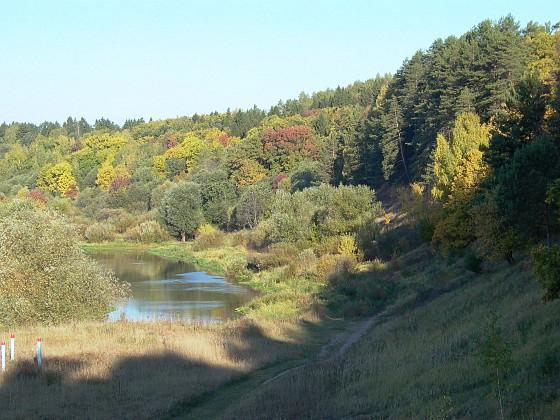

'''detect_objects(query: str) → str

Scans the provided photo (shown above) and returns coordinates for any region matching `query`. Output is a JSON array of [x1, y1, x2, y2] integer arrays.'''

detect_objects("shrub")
[[464, 249, 483, 273], [196, 223, 217, 236], [124, 220, 170, 243], [192, 230, 226, 251], [376, 225, 421, 260], [356, 216, 381, 260], [0, 200, 130, 326], [84, 222, 116, 242], [262, 243, 300, 268], [315, 254, 340, 282], [531, 244, 560, 301], [293, 248, 318, 279], [417, 217, 435, 243], [224, 256, 251, 282], [314, 236, 342, 256], [97, 208, 136, 233], [338, 234, 360, 260]]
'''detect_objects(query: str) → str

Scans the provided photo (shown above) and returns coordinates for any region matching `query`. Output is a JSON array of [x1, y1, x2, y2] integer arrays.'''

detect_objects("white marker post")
[[1, 342, 5, 372], [35, 338, 43, 369], [9, 334, 15, 362]]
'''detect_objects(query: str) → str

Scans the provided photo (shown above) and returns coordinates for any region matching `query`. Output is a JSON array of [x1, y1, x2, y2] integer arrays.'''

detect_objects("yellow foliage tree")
[[38, 162, 77, 196], [230, 159, 267, 187], [96, 159, 116, 191], [430, 112, 490, 200], [152, 131, 217, 177], [429, 113, 491, 253]]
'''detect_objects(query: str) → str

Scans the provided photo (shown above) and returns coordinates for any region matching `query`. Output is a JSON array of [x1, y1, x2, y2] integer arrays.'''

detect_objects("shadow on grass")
[[0, 321, 307, 419]]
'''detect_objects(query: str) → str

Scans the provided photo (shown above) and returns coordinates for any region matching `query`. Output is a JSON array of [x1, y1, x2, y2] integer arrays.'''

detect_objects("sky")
[[0, 0, 558, 124]]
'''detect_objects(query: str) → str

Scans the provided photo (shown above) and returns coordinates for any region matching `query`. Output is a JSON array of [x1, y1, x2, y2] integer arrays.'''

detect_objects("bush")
[[376, 225, 421, 259], [356, 216, 381, 260], [84, 222, 116, 242], [315, 254, 340, 282], [124, 220, 170, 243], [196, 223, 217, 235], [97, 208, 136, 234], [464, 249, 483, 273], [531, 244, 560, 301], [224, 256, 251, 282], [0, 200, 130, 326], [338, 234, 360, 260], [293, 248, 318, 279], [193, 230, 226, 251], [417, 217, 435, 243], [314, 236, 342, 256]]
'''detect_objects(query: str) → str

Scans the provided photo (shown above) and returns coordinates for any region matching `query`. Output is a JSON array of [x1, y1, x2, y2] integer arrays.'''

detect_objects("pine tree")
[[380, 97, 408, 181]]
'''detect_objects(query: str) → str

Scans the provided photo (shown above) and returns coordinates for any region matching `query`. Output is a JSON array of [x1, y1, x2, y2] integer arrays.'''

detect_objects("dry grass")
[[0, 317, 317, 419]]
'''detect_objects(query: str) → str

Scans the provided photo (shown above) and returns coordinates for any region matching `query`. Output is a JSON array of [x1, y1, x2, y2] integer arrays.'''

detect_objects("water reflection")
[[89, 251, 253, 322]]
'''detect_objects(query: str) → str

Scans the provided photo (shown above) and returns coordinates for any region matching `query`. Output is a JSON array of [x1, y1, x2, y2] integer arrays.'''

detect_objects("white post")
[[9, 334, 14, 362], [1, 342, 5, 372], [36, 338, 43, 369]]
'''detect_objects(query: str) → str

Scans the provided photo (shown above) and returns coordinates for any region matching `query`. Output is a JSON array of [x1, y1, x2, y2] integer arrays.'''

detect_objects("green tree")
[[479, 314, 514, 420], [380, 96, 408, 181], [235, 182, 273, 229], [290, 160, 328, 192], [531, 244, 560, 301], [0, 200, 129, 326], [160, 182, 204, 242], [191, 167, 237, 228]]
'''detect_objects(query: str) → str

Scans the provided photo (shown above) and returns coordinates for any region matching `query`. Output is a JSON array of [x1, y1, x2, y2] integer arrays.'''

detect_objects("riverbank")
[[82, 240, 327, 320], [82, 241, 233, 277]]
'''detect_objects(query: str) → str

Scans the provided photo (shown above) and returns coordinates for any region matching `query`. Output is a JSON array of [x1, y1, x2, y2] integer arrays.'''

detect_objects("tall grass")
[[0, 318, 318, 419], [221, 261, 560, 419]]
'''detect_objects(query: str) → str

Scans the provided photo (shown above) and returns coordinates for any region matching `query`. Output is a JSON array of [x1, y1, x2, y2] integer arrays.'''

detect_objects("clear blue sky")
[[0, 0, 558, 124]]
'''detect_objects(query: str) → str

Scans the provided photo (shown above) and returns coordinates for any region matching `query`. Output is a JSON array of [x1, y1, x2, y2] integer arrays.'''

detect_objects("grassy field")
[[0, 316, 345, 419]]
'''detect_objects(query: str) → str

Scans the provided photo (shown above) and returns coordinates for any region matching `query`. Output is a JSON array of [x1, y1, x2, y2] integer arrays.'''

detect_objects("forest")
[[1, 15, 560, 419]]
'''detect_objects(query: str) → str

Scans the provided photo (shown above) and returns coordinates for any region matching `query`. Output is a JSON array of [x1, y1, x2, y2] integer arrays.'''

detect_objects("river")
[[90, 251, 254, 322]]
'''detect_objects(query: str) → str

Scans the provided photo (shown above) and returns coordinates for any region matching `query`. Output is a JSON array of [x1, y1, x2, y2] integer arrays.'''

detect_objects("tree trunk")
[[181, 232, 186, 243], [505, 250, 515, 265]]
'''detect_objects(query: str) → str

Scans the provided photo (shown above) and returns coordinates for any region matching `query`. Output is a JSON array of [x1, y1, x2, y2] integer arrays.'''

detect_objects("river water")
[[90, 251, 253, 322]]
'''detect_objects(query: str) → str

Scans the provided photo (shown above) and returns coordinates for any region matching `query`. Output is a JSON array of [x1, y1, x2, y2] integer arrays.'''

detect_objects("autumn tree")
[[260, 125, 318, 172], [429, 113, 491, 252], [38, 162, 78, 197]]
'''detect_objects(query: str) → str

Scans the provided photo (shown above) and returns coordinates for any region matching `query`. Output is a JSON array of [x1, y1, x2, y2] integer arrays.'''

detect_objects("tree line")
[[1, 16, 559, 302]]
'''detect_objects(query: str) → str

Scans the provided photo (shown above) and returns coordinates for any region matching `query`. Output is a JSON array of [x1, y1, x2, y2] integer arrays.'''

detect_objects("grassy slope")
[[214, 258, 560, 419]]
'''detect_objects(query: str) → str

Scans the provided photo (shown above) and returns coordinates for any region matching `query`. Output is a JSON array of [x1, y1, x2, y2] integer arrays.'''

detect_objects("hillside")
[[212, 253, 560, 419]]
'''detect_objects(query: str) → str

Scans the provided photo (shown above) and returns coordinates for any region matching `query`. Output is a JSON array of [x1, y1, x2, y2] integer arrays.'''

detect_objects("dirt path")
[[261, 311, 387, 387], [165, 316, 379, 419]]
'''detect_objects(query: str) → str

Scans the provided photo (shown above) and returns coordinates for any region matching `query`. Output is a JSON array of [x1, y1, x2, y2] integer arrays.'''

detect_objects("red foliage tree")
[[26, 189, 48, 205], [63, 185, 79, 199], [260, 125, 318, 171], [110, 175, 130, 192], [272, 173, 288, 191], [163, 133, 178, 149]]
